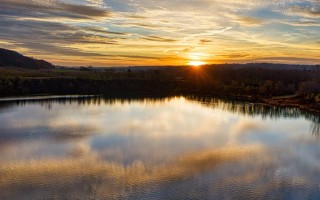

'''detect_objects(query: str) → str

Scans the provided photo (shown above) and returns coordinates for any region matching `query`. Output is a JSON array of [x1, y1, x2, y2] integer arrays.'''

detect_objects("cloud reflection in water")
[[0, 96, 319, 199]]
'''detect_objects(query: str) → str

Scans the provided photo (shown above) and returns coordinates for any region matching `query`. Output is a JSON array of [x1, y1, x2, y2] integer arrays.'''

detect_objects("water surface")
[[0, 96, 320, 199]]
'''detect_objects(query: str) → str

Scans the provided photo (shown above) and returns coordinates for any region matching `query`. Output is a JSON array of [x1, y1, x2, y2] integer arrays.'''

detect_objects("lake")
[[0, 96, 320, 199]]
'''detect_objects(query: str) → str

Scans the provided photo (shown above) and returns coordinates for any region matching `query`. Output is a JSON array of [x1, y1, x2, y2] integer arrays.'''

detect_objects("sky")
[[0, 0, 319, 66]]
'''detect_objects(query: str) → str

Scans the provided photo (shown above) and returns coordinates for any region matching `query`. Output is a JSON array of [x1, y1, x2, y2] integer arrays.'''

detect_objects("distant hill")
[[0, 48, 54, 69], [101, 63, 319, 72], [207, 63, 319, 71]]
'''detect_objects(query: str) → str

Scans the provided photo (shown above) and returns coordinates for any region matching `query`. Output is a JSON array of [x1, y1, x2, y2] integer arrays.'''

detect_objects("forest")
[[0, 65, 319, 107]]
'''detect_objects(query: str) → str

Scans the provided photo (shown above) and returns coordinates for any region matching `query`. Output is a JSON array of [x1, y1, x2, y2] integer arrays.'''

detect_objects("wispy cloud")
[[0, 0, 110, 20], [0, 0, 319, 66], [285, 5, 320, 18]]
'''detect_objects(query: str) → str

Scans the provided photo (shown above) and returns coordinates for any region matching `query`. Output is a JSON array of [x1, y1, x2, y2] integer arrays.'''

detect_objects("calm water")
[[0, 96, 320, 200]]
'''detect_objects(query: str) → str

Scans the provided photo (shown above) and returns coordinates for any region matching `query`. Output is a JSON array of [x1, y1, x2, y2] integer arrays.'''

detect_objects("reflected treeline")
[[0, 96, 172, 109], [311, 123, 320, 137], [186, 95, 320, 122], [0, 95, 174, 110], [186, 95, 320, 136], [1, 95, 319, 134], [0, 102, 16, 112]]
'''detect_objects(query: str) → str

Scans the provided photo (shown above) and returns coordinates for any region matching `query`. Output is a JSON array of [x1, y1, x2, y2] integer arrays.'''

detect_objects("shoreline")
[[259, 97, 320, 115], [0, 93, 318, 114], [0, 94, 102, 102]]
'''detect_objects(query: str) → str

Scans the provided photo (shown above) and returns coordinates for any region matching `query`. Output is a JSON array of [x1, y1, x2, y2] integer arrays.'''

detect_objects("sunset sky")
[[0, 0, 319, 66]]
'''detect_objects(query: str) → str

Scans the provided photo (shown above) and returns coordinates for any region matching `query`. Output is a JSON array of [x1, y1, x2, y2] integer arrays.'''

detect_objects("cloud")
[[221, 53, 251, 59], [0, 17, 120, 57], [0, 145, 262, 199], [247, 57, 320, 64], [199, 39, 212, 45], [0, 0, 320, 65], [236, 16, 265, 26], [0, 0, 110, 20], [59, 2, 110, 17], [142, 36, 177, 42], [285, 5, 320, 18], [183, 27, 233, 42], [279, 20, 320, 27]]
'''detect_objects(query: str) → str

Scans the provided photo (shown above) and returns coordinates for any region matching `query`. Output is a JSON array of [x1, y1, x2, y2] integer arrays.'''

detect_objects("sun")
[[188, 61, 206, 67]]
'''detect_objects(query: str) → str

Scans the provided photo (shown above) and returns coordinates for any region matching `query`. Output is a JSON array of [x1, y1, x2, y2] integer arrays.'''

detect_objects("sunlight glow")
[[188, 61, 206, 67]]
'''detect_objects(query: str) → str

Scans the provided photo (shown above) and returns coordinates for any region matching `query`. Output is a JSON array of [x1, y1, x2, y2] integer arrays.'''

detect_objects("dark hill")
[[0, 48, 54, 69]]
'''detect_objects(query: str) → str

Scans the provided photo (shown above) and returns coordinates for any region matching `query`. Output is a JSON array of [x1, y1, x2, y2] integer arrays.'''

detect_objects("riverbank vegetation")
[[0, 64, 319, 112]]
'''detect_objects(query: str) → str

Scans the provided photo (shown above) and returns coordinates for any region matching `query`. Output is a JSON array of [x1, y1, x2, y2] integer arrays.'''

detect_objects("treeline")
[[182, 66, 320, 105], [183, 66, 319, 96], [0, 78, 178, 97], [0, 65, 319, 106]]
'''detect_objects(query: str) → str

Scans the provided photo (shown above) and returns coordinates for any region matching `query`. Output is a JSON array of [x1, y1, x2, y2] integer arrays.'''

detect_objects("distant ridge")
[[0, 48, 54, 69]]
